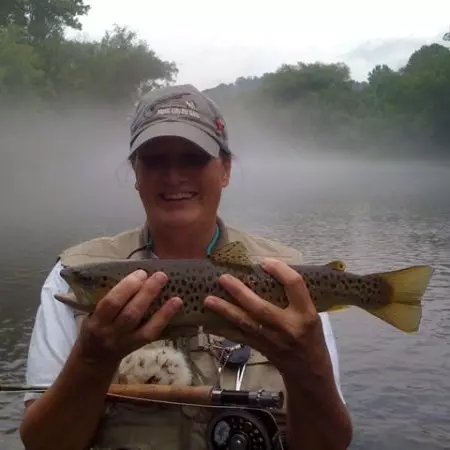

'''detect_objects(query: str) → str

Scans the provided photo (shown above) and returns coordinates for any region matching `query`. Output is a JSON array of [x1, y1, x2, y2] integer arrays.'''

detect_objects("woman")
[[20, 84, 353, 449]]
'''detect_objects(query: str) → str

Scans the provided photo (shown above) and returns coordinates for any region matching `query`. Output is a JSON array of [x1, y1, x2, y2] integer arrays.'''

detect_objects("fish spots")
[[99, 275, 110, 289]]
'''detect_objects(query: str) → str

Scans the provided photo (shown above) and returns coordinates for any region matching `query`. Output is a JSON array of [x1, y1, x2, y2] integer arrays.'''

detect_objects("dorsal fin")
[[326, 260, 346, 271], [209, 241, 253, 266]]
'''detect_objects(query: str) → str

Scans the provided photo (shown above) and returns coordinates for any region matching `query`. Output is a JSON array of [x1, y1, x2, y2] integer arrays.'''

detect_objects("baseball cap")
[[129, 84, 230, 158]]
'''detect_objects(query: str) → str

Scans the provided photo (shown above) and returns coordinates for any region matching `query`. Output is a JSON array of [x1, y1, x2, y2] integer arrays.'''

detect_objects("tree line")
[[205, 39, 450, 159], [0, 0, 177, 105], [1, 0, 449, 158]]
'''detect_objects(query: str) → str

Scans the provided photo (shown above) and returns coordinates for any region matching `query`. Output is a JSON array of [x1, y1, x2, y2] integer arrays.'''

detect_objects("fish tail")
[[365, 265, 434, 332]]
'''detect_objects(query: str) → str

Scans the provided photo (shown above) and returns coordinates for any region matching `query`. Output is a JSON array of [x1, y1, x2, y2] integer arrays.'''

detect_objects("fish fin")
[[54, 292, 93, 314], [365, 265, 434, 332], [326, 260, 347, 271], [210, 241, 253, 266]]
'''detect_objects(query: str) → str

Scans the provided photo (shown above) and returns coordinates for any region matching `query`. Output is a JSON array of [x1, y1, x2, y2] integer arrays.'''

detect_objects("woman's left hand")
[[203, 257, 329, 379]]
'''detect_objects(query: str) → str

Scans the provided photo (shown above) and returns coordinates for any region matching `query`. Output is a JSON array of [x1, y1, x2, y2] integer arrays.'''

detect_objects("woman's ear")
[[221, 159, 232, 187]]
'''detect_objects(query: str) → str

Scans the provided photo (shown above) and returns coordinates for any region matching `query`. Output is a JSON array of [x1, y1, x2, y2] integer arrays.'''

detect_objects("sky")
[[70, 0, 450, 90]]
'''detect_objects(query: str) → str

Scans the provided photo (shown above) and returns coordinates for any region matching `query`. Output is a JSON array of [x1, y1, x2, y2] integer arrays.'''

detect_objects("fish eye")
[[75, 272, 95, 286]]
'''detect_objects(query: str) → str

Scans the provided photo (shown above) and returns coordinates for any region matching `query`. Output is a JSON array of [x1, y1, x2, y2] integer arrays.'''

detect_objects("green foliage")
[[0, 1, 448, 159], [207, 43, 450, 159], [0, 0, 178, 105], [34, 25, 178, 104], [0, 0, 90, 42], [0, 25, 46, 100]]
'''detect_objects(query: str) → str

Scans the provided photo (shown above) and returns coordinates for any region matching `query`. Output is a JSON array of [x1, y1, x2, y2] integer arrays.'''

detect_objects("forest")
[[1, 0, 449, 159]]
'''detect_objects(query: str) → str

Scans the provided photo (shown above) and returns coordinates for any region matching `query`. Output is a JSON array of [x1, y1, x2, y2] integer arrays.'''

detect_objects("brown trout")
[[54, 241, 434, 333]]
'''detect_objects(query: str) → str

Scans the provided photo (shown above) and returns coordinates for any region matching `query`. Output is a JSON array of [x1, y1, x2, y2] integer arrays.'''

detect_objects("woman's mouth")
[[159, 192, 198, 201]]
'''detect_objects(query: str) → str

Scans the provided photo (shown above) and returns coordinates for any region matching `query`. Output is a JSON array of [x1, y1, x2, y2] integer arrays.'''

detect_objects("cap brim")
[[130, 121, 220, 157]]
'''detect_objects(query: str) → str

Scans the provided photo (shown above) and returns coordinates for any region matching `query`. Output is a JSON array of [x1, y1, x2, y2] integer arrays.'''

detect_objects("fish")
[[54, 241, 434, 334]]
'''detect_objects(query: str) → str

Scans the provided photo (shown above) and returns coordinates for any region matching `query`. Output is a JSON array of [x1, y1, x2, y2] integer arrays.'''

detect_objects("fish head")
[[60, 266, 96, 287], [59, 265, 120, 305]]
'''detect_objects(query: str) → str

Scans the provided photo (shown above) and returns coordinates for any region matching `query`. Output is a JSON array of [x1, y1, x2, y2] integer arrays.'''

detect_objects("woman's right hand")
[[76, 269, 183, 366]]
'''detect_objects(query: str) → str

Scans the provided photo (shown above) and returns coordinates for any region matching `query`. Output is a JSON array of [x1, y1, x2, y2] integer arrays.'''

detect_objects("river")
[[0, 113, 449, 449]]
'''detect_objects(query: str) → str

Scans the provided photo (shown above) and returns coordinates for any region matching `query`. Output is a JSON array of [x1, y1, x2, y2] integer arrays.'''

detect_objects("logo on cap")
[[185, 100, 197, 110]]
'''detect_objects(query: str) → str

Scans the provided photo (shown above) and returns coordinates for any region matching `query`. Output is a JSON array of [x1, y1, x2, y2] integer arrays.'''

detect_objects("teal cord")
[[146, 224, 220, 256], [206, 224, 220, 256]]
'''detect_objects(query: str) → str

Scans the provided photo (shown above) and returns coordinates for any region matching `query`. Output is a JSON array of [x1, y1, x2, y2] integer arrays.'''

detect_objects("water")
[[0, 114, 449, 449]]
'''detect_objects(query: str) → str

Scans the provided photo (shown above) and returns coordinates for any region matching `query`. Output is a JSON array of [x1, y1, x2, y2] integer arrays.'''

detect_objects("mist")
[[1, 101, 450, 450], [1, 101, 448, 246]]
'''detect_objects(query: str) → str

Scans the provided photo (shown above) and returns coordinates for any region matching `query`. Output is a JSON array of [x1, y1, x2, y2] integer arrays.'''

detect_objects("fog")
[[1, 102, 450, 450], [1, 102, 449, 242]]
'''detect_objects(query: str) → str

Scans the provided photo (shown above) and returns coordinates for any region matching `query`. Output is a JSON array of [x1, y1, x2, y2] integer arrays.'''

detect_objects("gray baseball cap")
[[129, 84, 230, 158]]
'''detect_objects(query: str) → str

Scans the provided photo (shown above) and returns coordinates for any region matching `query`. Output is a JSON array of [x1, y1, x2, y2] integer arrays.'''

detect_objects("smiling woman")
[[19, 84, 352, 450], [131, 136, 232, 256]]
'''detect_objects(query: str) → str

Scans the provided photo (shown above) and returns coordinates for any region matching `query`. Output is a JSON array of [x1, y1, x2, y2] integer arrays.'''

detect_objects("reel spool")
[[206, 408, 285, 450]]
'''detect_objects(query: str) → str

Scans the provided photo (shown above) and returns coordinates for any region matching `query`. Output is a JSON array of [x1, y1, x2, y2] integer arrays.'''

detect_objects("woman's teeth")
[[161, 193, 196, 201]]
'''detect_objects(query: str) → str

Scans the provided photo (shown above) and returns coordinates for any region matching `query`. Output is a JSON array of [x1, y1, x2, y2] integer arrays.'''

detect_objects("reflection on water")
[[0, 144, 449, 449]]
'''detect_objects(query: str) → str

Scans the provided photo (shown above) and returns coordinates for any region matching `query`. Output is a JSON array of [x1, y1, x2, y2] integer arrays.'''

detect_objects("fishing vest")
[[58, 219, 304, 450]]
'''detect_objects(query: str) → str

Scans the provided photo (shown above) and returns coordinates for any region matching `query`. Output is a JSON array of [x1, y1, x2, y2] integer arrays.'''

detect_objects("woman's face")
[[133, 136, 231, 231]]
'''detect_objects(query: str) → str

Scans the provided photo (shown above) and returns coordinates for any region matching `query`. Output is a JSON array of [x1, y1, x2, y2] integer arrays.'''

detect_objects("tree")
[[0, 25, 45, 100], [0, 0, 90, 43], [27, 25, 178, 104]]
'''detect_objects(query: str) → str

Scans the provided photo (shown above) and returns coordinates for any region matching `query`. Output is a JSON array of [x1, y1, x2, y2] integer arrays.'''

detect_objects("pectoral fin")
[[54, 292, 93, 313]]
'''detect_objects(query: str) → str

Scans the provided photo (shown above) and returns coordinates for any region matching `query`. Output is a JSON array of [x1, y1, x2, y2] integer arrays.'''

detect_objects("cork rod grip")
[[107, 383, 214, 405]]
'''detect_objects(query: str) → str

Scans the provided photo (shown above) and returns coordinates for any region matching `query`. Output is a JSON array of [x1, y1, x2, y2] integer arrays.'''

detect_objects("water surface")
[[0, 115, 449, 449]]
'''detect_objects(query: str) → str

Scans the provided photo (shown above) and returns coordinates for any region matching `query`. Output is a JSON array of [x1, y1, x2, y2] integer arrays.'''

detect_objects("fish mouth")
[[159, 192, 198, 202]]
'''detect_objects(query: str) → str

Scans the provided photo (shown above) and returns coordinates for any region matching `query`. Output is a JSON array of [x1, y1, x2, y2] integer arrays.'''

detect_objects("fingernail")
[[261, 258, 274, 266], [134, 269, 148, 280], [153, 272, 167, 283], [170, 297, 183, 310], [220, 274, 232, 282], [204, 296, 217, 306]]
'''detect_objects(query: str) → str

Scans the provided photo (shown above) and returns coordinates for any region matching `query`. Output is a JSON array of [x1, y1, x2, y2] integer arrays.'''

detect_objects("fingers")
[[204, 295, 261, 335], [260, 258, 316, 315], [113, 272, 169, 332], [135, 297, 183, 343], [93, 269, 149, 323], [216, 274, 283, 327]]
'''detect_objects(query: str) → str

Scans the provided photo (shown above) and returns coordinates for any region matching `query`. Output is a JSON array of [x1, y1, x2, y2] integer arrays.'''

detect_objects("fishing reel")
[[206, 408, 285, 450]]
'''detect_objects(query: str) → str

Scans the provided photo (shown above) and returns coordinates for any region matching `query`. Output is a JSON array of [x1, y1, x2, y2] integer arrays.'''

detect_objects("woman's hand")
[[203, 257, 329, 379], [77, 270, 183, 367]]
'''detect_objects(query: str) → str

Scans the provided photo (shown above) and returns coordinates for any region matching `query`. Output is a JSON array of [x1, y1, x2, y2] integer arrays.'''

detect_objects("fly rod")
[[0, 383, 284, 409]]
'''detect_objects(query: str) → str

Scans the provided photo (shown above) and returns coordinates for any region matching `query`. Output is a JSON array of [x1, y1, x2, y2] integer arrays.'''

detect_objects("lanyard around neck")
[[126, 224, 221, 260]]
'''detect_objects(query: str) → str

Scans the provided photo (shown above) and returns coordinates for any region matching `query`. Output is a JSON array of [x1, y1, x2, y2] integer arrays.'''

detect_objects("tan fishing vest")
[[59, 219, 304, 450]]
